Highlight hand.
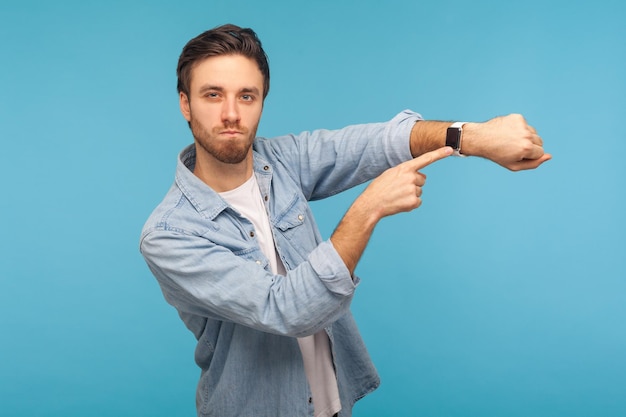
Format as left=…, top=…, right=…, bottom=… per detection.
left=463, top=114, right=552, bottom=171
left=330, top=146, right=453, bottom=274
left=357, top=146, right=453, bottom=220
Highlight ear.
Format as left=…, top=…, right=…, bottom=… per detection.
left=179, top=92, right=191, bottom=122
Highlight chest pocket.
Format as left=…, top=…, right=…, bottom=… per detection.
left=272, top=194, right=319, bottom=261
left=274, top=195, right=308, bottom=233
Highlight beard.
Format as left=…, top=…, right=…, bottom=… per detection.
left=190, top=115, right=258, bottom=165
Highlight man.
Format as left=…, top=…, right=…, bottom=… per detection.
left=140, top=24, right=550, bottom=417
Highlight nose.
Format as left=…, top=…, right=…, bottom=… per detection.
left=221, top=97, right=240, bottom=125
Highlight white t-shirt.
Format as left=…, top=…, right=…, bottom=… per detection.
left=220, top=174, right=341, bottom=417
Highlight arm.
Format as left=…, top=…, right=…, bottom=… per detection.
left=141, top=229, right=353, bottom=338
left=260, top=110, right=420, bottom=201
left=331, top=113, right=551, bottom=273
left=409, top=114, right=551, bottom=171
left=331, top=147, right=453, bottom=274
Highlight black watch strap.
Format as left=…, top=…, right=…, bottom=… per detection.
left=445, top=122, right=467, bottom=157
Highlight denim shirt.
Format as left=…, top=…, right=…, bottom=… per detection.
left=140, top=110, right=421, bottom=417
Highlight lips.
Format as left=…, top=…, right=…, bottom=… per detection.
left=218, top=130, right=244, bottom=138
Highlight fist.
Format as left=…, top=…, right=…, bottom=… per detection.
left=463, top=114, right=551, bottom=171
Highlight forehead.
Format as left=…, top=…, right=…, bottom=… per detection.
left=189, top=54, right=264, bottom=93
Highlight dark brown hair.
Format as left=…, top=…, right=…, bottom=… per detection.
left=176, top=24, right=270, bottom=99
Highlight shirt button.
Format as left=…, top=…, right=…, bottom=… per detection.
left=255, top=260, right=262, bottom=265
left=264, top=195, right=268, bottom=201
left=308, top=397, right=312, bottom=404
left=263, top=165, right=269, bottom=171
left=298, top=214, right=304, bottom=221
left=250, top=231, right=255, bottom=237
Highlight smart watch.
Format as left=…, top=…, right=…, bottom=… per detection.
left=446, top=122, right=468, bottom=157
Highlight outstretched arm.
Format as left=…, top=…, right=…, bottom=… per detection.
left=330, top=146, right=453, bottom=274
left=409, top=114, right=551, bottom=171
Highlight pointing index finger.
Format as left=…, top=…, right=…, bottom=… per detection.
left=404, top=146, right=454, bottom=170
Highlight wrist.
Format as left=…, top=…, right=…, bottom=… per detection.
left=455, top=122, right=480, bottom=157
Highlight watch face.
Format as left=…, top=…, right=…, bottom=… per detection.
left=446, top=127, right=461, bottom=149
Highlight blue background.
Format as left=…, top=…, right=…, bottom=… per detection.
left=1, top=1, right=624, bottom=416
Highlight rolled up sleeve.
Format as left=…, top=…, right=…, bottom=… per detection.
left=309, top=240, right=359, bottom=297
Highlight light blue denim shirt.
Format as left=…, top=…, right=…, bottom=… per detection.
left=140, top=110, right=421, bottom=417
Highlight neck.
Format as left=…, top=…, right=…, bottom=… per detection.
left=193, top=147, right=253, bottom=193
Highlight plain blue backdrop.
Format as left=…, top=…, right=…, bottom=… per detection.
left=1, top=1, right=624, bottom=416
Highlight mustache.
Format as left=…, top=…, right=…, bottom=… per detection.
left=214, top=122, right=248, bottom=134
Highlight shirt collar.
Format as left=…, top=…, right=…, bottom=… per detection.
left=174, top=144, right=272, bottom=220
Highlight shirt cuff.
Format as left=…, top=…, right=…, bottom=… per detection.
left=379, top=109, right=423, bottom=165
left=309, top=240, right=359, bottom=297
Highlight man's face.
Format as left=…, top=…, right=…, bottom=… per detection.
left=180, top=54, right=264, bottom=165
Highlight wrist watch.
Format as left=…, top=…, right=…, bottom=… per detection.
left=446, top=122, right=468, bottom=157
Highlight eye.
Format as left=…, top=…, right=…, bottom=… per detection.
left=241, top=94, right=253, bottom=101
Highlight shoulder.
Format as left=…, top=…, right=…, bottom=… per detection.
left=141, top=184, right=190, bottom=237
left=140, top=181, right=217, bottom=245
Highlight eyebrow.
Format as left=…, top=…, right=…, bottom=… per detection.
left=197, top=84, right=261, bottom=96
left=240, top=87, right=261, bottom=95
